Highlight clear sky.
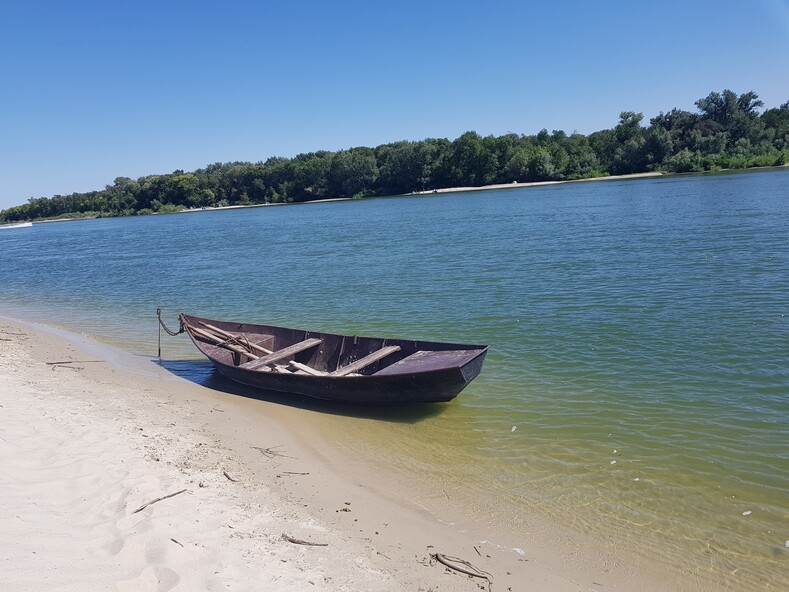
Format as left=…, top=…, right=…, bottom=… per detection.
left=1, top=0, right=787, bottom=210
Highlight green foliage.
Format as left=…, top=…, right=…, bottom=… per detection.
left=664, top=149, right=703, bottom=173
left=154, top=202, right=187, bottom=214
left=328, top=148, right=379, bottom=198
left=2, top=88, right=788, bottom=224
left=442, top=131, right=499, bottom=187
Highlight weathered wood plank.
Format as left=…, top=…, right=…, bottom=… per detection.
left=288, top=360, right=327, bottom=376
left=373, top=349, right=481, bottom=376
left=240, top=338, right=323, bottom=370
left=198, top=322, right=274, bottom=356
left=330, top=345, right=401, bottom=377
left=188, top=325, right=259, bottom=359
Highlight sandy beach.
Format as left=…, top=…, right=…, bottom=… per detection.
left=0, top=317, right=685, bottom=591
left=411, top=172, right=665, bottom=196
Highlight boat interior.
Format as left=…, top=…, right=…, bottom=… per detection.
left=181, top=316, right=485, bottom=378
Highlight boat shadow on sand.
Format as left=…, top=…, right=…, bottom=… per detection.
left=157, top=359, right=447, bottom=424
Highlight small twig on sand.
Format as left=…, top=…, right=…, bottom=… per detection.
left=279, top=471, right=310, bottom=476
left=52, top=365, right=82, bottom=371
left=431, top=553, right=493, bottom=589
left=282, top=533, right=328, bottom=547
left=474, top=546, right=481, bottom=556
left=223, top=470, right=238, bottom=482
left=252, top=445, right=295, bottom=459
left=132, top=489, right=187, bottom=514
left=46, top=360, right=105, bottom=365
left=170, top=538, right=184, bottom=547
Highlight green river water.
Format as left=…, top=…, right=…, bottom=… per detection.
left=1, top=168, right=787, bottom=589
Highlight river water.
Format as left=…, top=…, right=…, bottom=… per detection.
left=1, top=168, right=787, bottom=589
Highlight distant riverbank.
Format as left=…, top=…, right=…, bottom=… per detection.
left=145, top=173, right=669, bottom=218
left=9, top=165, right=789, bottom=226
left=175, top=196, right=354, bottom=215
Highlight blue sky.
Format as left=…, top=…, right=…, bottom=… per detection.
left=1, top=0, right=787, bottom=210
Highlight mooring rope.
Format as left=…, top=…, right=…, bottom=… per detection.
left=156, top=308, right=184, bottom=359
left=157, top=308, right=184, bottom=336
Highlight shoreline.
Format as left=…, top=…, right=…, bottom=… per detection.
left=411, top=171, right=665, bottom=196
left=1, top=315, right=706, bottom=591
left=13, top=165, right=789, bottom=225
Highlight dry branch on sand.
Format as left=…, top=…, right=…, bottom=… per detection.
left=282, top=533, right=328, bottom=547
left=431, top=553, right=493, bottom=589
left=252, top=445, right=295, bottom=459
left=132, top=489, right=187, bottom=514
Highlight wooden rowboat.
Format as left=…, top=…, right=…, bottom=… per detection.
left=180, top=313, right=488, bottom=404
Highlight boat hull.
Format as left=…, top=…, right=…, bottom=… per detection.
left=180, top=314, right=488, bottom=405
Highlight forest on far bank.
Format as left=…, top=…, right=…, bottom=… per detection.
left=2, top=89, right=788, bottom=223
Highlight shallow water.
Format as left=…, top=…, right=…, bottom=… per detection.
left=1, top=168, right=787, bottom=588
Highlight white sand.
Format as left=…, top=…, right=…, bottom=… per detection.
left=0, top=325, right=389, bottom=590
left=411, top=172, right=665, bottom=196
left=0, top=318, right=679, bottom=591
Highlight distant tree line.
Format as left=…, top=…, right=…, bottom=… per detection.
left=2, top=89, right=787, bottom=223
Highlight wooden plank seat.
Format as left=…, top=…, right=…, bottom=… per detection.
left=240, top=338, right=323, bottom=370
left=330, top=345, right=401, bottom=377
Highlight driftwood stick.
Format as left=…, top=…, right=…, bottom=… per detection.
left=132, top=488, right=187, bottom=514
left=170, top=538, right=184, bottom=547
left=432, top=553, right=493, bottom=584
left=223, top=470, right=238, bottom=482
left=252, top=445, right=295, bottom=459
left=282, top=533, right=328, bottom=547
left=46, top=360, right=105, bottom=365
